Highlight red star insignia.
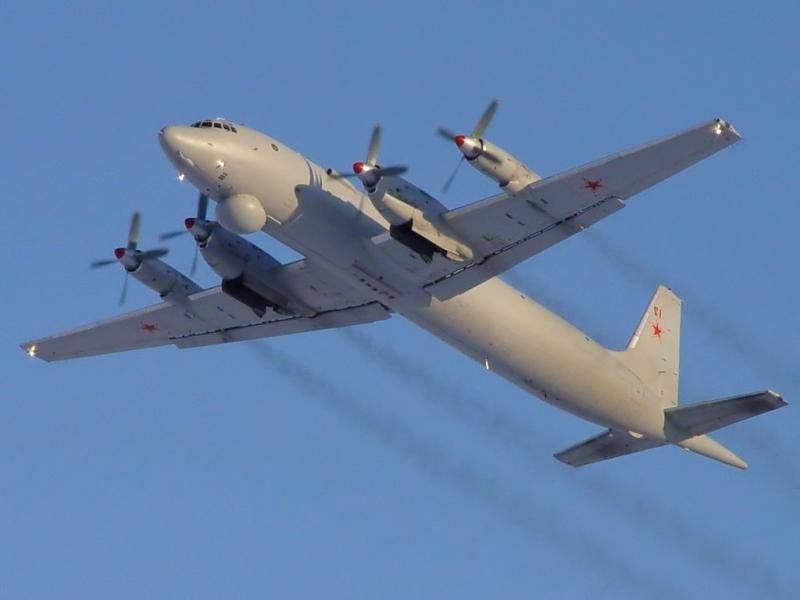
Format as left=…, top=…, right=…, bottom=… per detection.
left=652, top=323, right=663, bottom=339
left=584, top=178, right=603, bottom=192
left=141, top=322, right=158, bottom=333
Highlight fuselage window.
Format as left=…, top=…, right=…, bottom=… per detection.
left=222, top=124, right=230, bottom=131
left=230, top=126, right=238, bottom=133
left=213, top=122, right=222, bottom=129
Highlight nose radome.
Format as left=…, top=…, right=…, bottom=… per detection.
left=158, top=125, right=185, bottom=155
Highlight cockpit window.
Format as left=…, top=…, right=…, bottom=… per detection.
left=190, top=119, right=238, bottom=133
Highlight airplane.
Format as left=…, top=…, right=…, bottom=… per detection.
left=21, top=102, right=787, bottom=469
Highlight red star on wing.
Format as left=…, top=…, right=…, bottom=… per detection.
left=584, top=178, right=603, bottom=192
left=652, top=323, right=663, bottom=339
left=141, top=322, right=158, bottom=333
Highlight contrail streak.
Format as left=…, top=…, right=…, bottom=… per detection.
left=248, top=343, right=684, bottom=597
left=502, top=269, right=605, bottom=342
left=341, top=328, right=783, bottom=595
left=584, top=230, right=799, bottom=389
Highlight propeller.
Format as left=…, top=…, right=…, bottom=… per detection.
left=331, top=125, right=408, bottom=190
left=159, top=194, right=208, bottom=240
left=159, top=193, right=210, bottom=276
left=89, top=211, right=169, bottom=305
left=437, top=99, right=502, bottom=192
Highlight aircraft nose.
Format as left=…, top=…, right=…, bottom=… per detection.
left=158, top=125, right=200, bottom=172
left=158, top=125, right=186, bottom=155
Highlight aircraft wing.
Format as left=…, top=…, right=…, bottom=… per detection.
left=424, top=119, right=741, bottom=300
left=554, top=429, right=666, bottom=467
left=22, top=259, right=389, bottom=362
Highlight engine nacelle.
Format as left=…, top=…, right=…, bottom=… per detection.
left=468, top=139, right=541, bottom=193
left=200, top=224, right=280, bottom=280
left=454, top=135, right=540, bottom=193
left=130, top=259, right=202, bottom=300
left=369, top=177, right=474, bottom=262
left=199, top=225, right=304, bottom=317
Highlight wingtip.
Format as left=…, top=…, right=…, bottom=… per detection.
left=553, top=453, right=579, bottom=468
left=713, top=118, right=742, bottom=141
left=763, top=389, right=788, bottom=408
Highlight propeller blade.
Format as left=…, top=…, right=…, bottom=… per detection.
left=190, top=245, right=200, bottom=277
left=159, top=230, right=188, bottom=241
left=197, top=194, right=208, bottom=221
left=374, top=165, right=408, bottom=178
left=366, top=124, right=381, bottom=166
left=127, top=211, right=141, bottom=250
left=437, top=126, right=458, bottom=142
left=89, top=258, right=117, bottom=269
left=472, top=99, right=499, bottom=138
left=353, top=193, right=367, bottom=225
left=137, top=248, right=169, bottom=262
left=329, top=171, right=358, bottom=179
left=442, top=157, right=465, bottom=194
left=119, top=271, right=129, bottom=306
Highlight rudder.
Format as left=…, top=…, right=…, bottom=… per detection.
left=615, top=285, right=681, bottom=407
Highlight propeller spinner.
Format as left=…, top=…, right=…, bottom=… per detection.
left=437, top=99, right=502, bottom=193
left=332, top=125, right=408, bottom=190
left=159, top=193, right=211, bottom=276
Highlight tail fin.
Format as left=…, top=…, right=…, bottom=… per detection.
left=615, top=285, right=681, bottom=407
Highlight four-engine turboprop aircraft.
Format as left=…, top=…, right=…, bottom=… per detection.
left=22, top=103, right=787, bottom=469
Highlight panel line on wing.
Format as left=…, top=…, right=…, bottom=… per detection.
left=425, top=195, right=624, bottom=288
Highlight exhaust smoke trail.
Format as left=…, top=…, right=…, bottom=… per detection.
left=248, top=342, right=684, bottom=598
left=584, top=230, right=799, bottom=389
left=340, top=328, right=783, bottom=595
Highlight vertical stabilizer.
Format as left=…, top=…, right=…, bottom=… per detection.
left=615, top=285, right=681, bottom=407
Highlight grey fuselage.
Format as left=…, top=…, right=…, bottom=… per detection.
left=159, top=123, right=669, bottom=441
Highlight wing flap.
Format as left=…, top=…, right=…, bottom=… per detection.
left=174, top=302, right=390, bottom=349
left=665, top=390, right=787, bottom=438
left=554, top=429, right=665, bottom=467
left=427, top=196, right=624, bottom=300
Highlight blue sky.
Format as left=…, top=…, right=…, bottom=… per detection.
left=3, top=1, right=799, bottom=598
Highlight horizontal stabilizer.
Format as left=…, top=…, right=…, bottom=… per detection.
left=554, top=429, right=665, bottom=467
left=665, top=390, right=787, bottom=439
